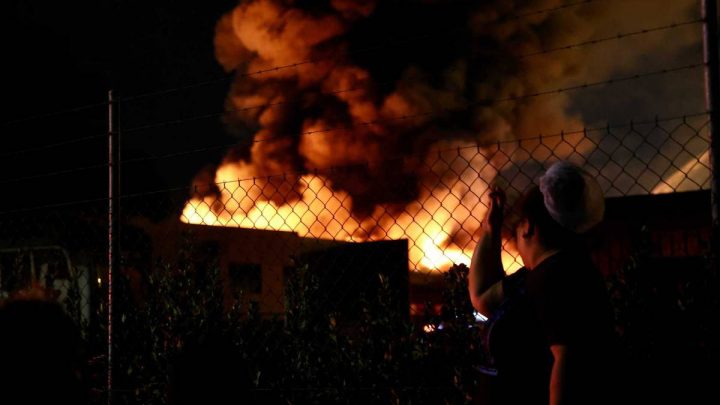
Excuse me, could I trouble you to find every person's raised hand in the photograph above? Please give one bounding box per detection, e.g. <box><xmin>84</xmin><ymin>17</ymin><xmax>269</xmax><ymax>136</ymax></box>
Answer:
<box><xmin>482</xmin><ymin>187</ymin><xmax>506</xmax><ymax>236</ymax></box>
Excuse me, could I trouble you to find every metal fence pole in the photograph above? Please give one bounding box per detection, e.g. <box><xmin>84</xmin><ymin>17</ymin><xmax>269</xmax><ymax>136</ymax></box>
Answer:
<box><xmin>703</xmin><ymin>0</ymin><xmax>720</xmax><ymax>253</ymax></box>
<box><xmin>107</xmin><ymin>90</ymin><xmax>120</xmax><ymax>404</ymax></box>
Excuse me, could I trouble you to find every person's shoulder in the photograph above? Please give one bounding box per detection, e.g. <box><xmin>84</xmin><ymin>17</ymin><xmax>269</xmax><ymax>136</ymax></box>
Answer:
<box><xmin>502</xmin><ymin>267</ymin><xmax>529</xmax><ymax>296</ymax></box>
<box><xmin>541</xmin><ymin>249</ymin><xmax>594</xmax><ymax>274</ymax></box>
<box><xmin>506</xmin><ymin>267</ymin><xmax>529</xmax><ymax>280</ymax></box>
<box><xmin>528</xmin><ymin>250</ymin><xmax>592</xmax><ymax>290</ymax></box>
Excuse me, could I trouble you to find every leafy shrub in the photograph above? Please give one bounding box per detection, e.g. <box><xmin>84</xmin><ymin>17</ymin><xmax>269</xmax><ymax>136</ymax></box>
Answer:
<box><xmin>84</xmin><ymin>253</ymin><xmax>487</xmax><ymax>404</ymax></box>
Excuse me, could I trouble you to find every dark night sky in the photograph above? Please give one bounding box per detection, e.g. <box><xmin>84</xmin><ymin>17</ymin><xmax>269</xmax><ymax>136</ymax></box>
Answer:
<box><xmin>1</xmin><ymin>0</ymin><xmax>237</xmax><ymax>212</ymax></box>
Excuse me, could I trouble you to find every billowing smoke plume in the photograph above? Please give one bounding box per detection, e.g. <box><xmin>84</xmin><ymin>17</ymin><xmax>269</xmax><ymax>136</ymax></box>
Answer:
<box><xmin>183</xmin><ymin>0</ymin><xmax>703</xmax><ymax>271</ymax></box>
<box><xmin>195</xmin><ymin>0</ymin><xmax>618</xmax><ymax>214</ymax></box>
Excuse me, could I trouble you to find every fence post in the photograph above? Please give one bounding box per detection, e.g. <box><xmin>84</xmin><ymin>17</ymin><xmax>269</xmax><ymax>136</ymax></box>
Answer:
<box><xmin>107</xmin><ymin>90</ymin><xmax>120</xmax><ymax>405</ymax></box>
<box><xmin>703</xmin><ymin>0</ymin><xmax>720</xmax><ymax>254</ymax></box>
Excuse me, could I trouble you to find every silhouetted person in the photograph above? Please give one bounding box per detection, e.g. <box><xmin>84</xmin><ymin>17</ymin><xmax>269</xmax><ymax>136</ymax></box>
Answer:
<box><xmin>0</xmin><ymin>296</ymin><xmax>86</xmax><ymax>405</ymax></box>
<box><xmin>469</xmin><ymin>162</ymin><xmax>616</xmax><ymax>405</ymax></box>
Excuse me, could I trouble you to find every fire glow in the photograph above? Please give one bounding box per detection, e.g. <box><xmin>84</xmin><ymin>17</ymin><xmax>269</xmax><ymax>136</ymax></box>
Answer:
<box><xmin>181</xmin><ymin>154</ymin><xmax>523</xmax><ymax>273</ymax></box>
<box><xmin>179</xmin><ymin>0</ymin><xmax>708</xmax><ymax>275</ymax></box>
<box><xmin>177</xmin><ymin>0</ymin><xmax>600</xmax><ymax>275</ymax></box>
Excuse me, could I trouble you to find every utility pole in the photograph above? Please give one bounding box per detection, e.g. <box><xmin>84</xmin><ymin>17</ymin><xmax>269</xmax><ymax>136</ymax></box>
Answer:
<box><xmin>107</xmin><ymin>90</ymin><xmax>120</xmax><ymax>405</ymax></box>
<box><xmin>703</xmin><ymin>0</ymin><xmax>720</xmax><ymax>254</ymax></box>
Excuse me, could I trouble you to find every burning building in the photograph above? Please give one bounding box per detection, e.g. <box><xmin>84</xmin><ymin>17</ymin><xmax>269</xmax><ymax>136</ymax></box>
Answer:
<box><xmin>179</xmin><ymin>0</ymin><xmax>705</xmax><ymax>281</ymax></box>
<box><xmin>139</xmin><ymin>219</ymin><xmax>409</xmax><ymax>318</ymax></box>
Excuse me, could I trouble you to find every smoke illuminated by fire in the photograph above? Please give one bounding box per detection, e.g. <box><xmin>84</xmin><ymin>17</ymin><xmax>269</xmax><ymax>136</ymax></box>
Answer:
<box><xmin>181</xmin><ymin>0</ymin><xmax>611</xmax><ymax>273</ymax></box>
<box><xmin>181</xmin><ymin>0</ymin><xmax>703</xmax><ymax>273</ymax></box>
<box><xmin>183</xmin><ymin>143</ymin><xmax>523</xmax><ymax>272</ymax></box>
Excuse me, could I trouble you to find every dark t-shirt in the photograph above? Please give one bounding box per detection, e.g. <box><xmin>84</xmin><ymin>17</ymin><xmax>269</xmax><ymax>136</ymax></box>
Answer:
<box><xmin>487</xmin><ymin>249</ymin><xmax>616</xmax><ymax>404</ymax></box>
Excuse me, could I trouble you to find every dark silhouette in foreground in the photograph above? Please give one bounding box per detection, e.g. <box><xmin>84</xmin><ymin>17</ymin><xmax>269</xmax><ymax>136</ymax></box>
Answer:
<box><xmin>0</xmin><ymin>296</ymin><xmax>86</xmax><ymax>405</ymax></box>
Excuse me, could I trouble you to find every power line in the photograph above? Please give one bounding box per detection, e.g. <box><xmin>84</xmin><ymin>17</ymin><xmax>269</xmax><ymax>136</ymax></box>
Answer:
<box><xmin>2</xmin><ymin>112</ymin><xmax>706</xmax><ymax>214</ymax></box>
<box><xmin>512</xmin><ymin>0</ymin><xmax>602</xmax><ymax>19</ymax></box>
<box><xmin>0</xmin><ymin>197</ymin><xmax>109</xmax><ymax>216</ymax></box>
<box><xmin>0</xmin><ymin>163</ymin><xmax>108</xmax><ymax>185</ymax></box>
<box><xmin>116</xmin><ymin>0</ymin><xmax>605</xmax><ymax>103</ymax></box>
<box><xmin>120</xmin><ymin>111</ymin><xmax>709</xmax><ymax>195</ymax></box>
<box><xmin>487</xmin><ymin>63</ymin><xmax>702</xmax><ymax>103</ymax></box>
<box><xmin>518</xmin><ymin>19</ymin><xmax>704</xmax><ymax>59</ymax></box>
<box><xmin>472</xmin><ymin>111</ymin><xmax>710</xmax><ymax>148</ymax></box>
<box><xmin>0</xmin><ymin>133</ymin><xmax>106</xmax><ymax>158</ymax></box>
<box><xmin>122</xmin><ymin>144</ymin><xmax>231</xmax><ymax>164</ymax></box>
<box><xmin>286</xmin><ymin>63</ymin><xmax>704</xmax><ymax>141</ymax></box>
<box><xmin>121</xmin><ymin>82</ymin><xmax>372</xmax><ymax>134</ymax></box>
<box><xmin>121</xmin><ymin>13</ymin><xmax>703</xmax><ymax>135</ymax></box>
<box><xmin>0</xmin><ymin>101</ymin><xmax>108</xmax><ymax>128</ymax></box>
<box><xmin>0</xmin><ymin>0</ymin><xmax>608</xmax><ymax>126</ymax></box>
<box><xmin>0</xmin><ymin>0</ymin><xmax>608</xmax><ymax>129</ymax></box>
<box><xmin>1</xmin><ymin>16</ymin><xmax>698</xmax><ymax>158</ymax></box>
<box><xmin>120</xmin><ymin>62</ymin><xmax>704</xmax><ymax>152</ymax></box>
<box><xmin>116</xmin><ymin>75</ymin><xmax>234</xmax><ymax>104</ymax></box>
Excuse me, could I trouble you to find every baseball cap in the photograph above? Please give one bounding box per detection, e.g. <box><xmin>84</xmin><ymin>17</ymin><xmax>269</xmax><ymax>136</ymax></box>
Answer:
<box><xmin>538</xmin><ymin>161</ymin><xmax>605</xmax><ymax>233</ymax></box>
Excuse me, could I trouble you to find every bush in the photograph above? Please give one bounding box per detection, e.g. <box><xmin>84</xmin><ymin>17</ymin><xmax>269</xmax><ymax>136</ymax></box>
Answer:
<box><xmin>84</xmin><ymin>252</ymin><xmax>488</xmax><ymax>404</ymax></box>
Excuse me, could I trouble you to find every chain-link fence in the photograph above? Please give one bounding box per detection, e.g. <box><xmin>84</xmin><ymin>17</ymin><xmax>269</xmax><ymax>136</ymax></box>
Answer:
<box><xmin>112</xmin><ymin>111</ymin><xmax>717</xmax><ymax>403</ymax></box>
<box><xmin>0</xmin><ymin>113</ymin><xmax>716</xmax><ymax>404</ymax></box>
<box><xmin>7</xmin><ymin>112</ymin><xmax>714</xmax><ymax>404</ymax></box>
<box><xmin>168</xmin><ymin>112</ymin><xmax>711</xmax><ymax>311</ymax></box>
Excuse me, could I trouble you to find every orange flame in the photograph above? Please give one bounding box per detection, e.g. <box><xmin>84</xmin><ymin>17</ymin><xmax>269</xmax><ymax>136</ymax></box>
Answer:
<box><xmin>181</xmin><ymin>146</ymin><xmax>523</xmax><ymax>274</ymax></box>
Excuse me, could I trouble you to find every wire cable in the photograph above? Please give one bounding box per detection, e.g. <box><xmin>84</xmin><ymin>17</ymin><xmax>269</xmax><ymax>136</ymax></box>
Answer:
<box><xmin>118</xmin><ymin>111</ymin><xmax>709</xmax><ymax>195</ymax></box>
<box><xmin>116</xmin><ymin>0</ymin><xmax>606</xmax><ymax>103</ymax></box>
<box><xmin>518</xmin><ymin>19</ymin><xmax>703</xmax><ymax>59</ymax></box>
<box><xmin>0</xmin><ymin>196</ymin><xmax>109</xmax><ymax>216</ymax></box>
<box><xmin>0</xmin><ymin>101</ymin><xmax>108</xmax><ymax>128</ymax></box>
<box><xmin>3</xmin><ymin>17</ymin><xmax>699</xmax><ymax>158</ymax></box>
<box><xmin>122</xmin><ymin>12</ymin><xmax>703</xmax><ymax>134</ymax></box>
<box><xmin>0</xmin><ymin>133</ymin><xmax>106</xmax><ymax>158</ymax></box>
<box><xmin>0</xmin><ymin>163</ymin><xmax>108</xmax><ymax>185</ymax></box>
<box><xmin>120</xmin><ymin>62</ymin><xmax>704</xmax><ymax>148</ymax></box>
